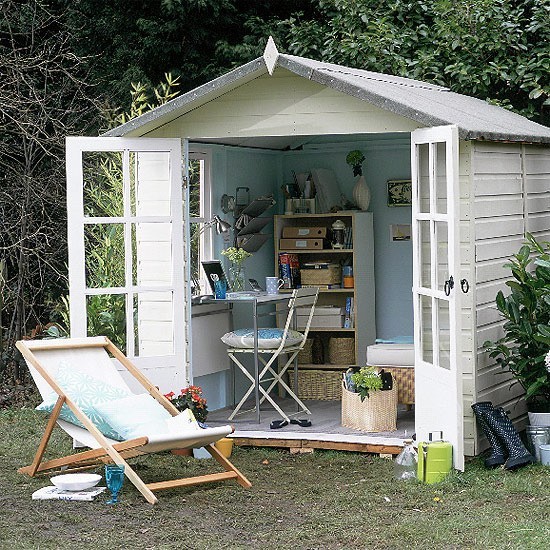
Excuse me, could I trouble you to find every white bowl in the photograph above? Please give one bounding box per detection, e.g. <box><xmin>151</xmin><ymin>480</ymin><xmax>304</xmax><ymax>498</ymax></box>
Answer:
<box><xmin>50</xmin><ymin>473</ymin><xmax>102</xmax><ymax>491</ymax></box>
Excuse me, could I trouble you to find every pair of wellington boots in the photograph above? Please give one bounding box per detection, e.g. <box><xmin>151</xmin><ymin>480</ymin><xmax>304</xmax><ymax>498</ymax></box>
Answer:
<box><xmin>471</xmin><ymin>401</ymin><xmax>535</xmax><ymax>470</ymax></box>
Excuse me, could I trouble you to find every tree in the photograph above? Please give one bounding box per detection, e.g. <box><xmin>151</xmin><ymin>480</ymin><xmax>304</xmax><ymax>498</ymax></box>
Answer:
<box><xmin>0</xmin><ymin>0</ymin><xmax>98</xmax><ymax>379</ymax></box>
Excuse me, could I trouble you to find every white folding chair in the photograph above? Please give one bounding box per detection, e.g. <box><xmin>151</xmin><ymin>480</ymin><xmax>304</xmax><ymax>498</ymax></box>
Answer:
<box><xmin>222</xmin><ymin>287</ymin><xmax>319</xmax><ymax>422</ymax></box>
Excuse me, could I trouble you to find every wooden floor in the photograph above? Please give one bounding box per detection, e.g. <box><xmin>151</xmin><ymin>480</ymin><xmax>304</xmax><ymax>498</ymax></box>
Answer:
<box><xmin>207</xmin><ymin>398</ymin><xmax>415</xmax><ymax>456</ymax></box>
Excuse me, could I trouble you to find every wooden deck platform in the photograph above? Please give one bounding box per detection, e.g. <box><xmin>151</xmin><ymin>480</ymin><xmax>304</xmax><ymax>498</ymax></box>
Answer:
<box><xmin>207</xmin><ymin>398</ymin><xmax>415</xmax><ymax>456</ymax></box>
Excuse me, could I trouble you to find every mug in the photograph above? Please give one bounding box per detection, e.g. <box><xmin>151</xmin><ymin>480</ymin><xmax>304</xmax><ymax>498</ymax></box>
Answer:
<box><xmin>265</xmin><ymin>276</ymin><xmax>284</xmax><ymax>294</ymax></box>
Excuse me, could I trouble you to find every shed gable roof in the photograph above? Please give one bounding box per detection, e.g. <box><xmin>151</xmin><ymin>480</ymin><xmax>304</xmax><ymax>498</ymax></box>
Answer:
<box><xmin>106</xmin><ymin>38</ymin><xmax>550</xmax><ymax>144</ymax></box>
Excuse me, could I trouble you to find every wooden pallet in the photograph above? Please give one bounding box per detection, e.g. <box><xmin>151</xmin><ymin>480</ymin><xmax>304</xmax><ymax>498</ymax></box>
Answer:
<box><xmin>232</xmin><ymin>436</ymin><xmax>403</xmax><ymax>457</ymax></box>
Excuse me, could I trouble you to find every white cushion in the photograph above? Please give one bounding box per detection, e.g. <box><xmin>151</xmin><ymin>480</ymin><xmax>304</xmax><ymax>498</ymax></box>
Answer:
<box><xmin>366</xmin><ymin>344</ymin><xmax>415</xmax><ymax>366</ymax></box>
<box><xmin>93</xmin><ymin>393</ymin><xmax>172</xmax><ymax>440</ymax></box>
<box><xmin>221</xmin><ymin>328</ymin><xmax>304</xmax><ymax>349</ymax></box>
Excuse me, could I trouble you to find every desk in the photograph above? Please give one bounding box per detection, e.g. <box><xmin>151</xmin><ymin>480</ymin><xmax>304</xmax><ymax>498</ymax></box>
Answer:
<box><xmin>204</xmin><ymin>293</ymin><xmax>291</xmax><ymax>423</ymax></box>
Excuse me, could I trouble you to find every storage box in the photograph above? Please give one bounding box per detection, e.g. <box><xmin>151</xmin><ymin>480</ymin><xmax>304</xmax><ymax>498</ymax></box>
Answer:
<box><xmin>328</xmin><ymin>337</ymin><xmax>355</xmax><ymax>364</ymax></box>
<box><xmin>297</xmin><ymin>309</ymin><xmax>344</xmax><ymax>329</ymax></box>
<box><xmin>300</xmin><ymin>263</ymin><xmax>341</xmax><ymax>285</ymax></box>
<box><xmin>341</xmin><ymin>384</ymin><xmax>398</xmax><ymax>432</ymax></box>
<box><xmin>282</xmin><ymin>226</ymin><xmax>327</xmax><ymax>238</ymax></box>
<box><xmin>288</xmin><ymin>369</ymin><xmax>343</xmax><ymax>400</ymax></box>
<box><xmin>279</xmin><ymin>238</ymin><xmax>325</xmax><ymax>250</ymax></box>
<box><xmin>285</xmin><ymin>199</ymin><xmax>316</xmax><ymax>214</ymax></box>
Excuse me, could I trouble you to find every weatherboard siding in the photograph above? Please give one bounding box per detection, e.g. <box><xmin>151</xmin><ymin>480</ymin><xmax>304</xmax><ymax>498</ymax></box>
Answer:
<box><xmin>473</xmin><ymin>143</ymin><xmax>550</xmax><ymax>451</ymax></box>
<box><xmin>151</xmin><ymin>68</ymin><xmax>421</xmax><ymax>140</ymax></box>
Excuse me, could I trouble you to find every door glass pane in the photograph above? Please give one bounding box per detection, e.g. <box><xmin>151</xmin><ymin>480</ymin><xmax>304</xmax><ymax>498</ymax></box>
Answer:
<box><xmin>133</xmin><ymin>222</ymin><xmax>173</xmax><ymax>286</ymax></box>
<box><xmin>132</xmin><ymin>152</ymin><xmax>171</xmax><ymax>217</ymax></box>
<box><xmin>419</xmin><ymin>220</ymin><xmax>432</xmax><ymax>289</ymax></box>
<box><xmin>434</xmin><ymin>142</ymin><xmax>447</xmax><ymax>214</ymax></box>
<box><xmin>83</xmin><ymin>151</ymin><xmax>123</xmax><ymax>217</ymax></box>
<box><xmin>435</xmin><ymin>297</ymin><xmax>451</xmax><ymax>370</ymax></box>
<box><xmin>135</xmin><ymin>292</ymin><xmax>174</xmax><ymax>357</ymax></box>
<box><xmin>435</xmin><ymin>221</ymin><xmax>449</xmax><ymax>291</ymax></box>
<box><xmin>84</xmin><ymin>224</ymin><xmax>125</xmax><ymax>288</ymax></box>
<box><xmin>420</xmin><ymin>294</ymin><xmax>433</xmax><ymax>364</ymax></box>
<box><xmin>86</xmin><ymin>294</ymin><xmax>126</xmax><ymax>353</ymax></box>
<box><xmin>189</xmin><ymin>159</ymin><xmax>203</xmax><ymax>218</ymax></box>
<box><xmin>417</xmin><ymin>143</ymin><xmax>430</xmax><ymax>213</ymax></box>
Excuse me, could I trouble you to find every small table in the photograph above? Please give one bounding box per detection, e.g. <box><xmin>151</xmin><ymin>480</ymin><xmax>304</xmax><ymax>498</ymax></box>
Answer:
<box><xmin>203</xmin><ymin>292</ymin><xmax>292</xmax><ymax>423</ymax></box>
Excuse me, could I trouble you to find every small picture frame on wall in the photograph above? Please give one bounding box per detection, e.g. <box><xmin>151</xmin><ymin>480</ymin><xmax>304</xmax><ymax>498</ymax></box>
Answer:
<box><xmin>387</xmin><ymin>179</ymin><xmax>412</xmax><ymax>207</ymax></box>
<box><xmin>390</xmin><ymin>224</ymin><xmax>411</xmax><ymax>242</ymax></box>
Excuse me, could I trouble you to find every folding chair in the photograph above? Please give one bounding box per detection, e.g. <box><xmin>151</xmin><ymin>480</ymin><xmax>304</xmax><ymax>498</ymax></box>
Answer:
<box><xmin>16</xmin><ymin>336</ymin><xmax>251</xmax><ymax>504</ymax></box>
<box><xmin>222</xmin><ymin>287</ymin><xmax>318</xmax><ymax>422</ymax></box>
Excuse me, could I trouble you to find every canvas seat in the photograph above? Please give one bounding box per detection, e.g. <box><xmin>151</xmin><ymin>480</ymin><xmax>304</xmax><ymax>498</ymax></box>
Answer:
<box><xmin>221</xmin><ymin>287</ymin><xmax>318</xmax><ymax>422</ymax></box>
<box><xmin>16</xmin><ymin>336</ymin><xmax>251</xmax><ymax>504</ymax></box>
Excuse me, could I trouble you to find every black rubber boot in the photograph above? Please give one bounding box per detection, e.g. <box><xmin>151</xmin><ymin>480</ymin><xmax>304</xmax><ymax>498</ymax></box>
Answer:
<box><xmin>471</xmin><ymin>401</ymin><xmax>507</xmax><ymax>468</ymax></box>
<box><xmin>484</xmin><ymin>407</ymin><xmax>536</xmax><ymax>470</ymax></box>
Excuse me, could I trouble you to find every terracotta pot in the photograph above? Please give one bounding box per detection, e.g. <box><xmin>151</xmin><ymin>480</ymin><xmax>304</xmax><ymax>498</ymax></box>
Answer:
<box><xmin>171</xmin><ymin>448</ymin><xmax>192</xmax><ymax>456</ymax></box>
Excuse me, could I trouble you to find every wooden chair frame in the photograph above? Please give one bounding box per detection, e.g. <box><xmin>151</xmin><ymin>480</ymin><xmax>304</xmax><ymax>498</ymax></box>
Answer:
<box><xmin>16</xmin><ymin>337</ymin><xmax>251</xmax><ymax>504</ymax></box>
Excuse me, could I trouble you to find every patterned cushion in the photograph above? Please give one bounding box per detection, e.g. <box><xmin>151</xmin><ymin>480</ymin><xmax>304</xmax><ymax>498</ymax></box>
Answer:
<box><xmin>93</xmin><ymin>393</ymin><xmax>172</xmax><ymax>440</ymax></box>
<box><xmin>221</xmin><ymin>328</ymin><xmax>304</xmax><ymax>349</ymax></box>
<box><xmin>36</xmin><ymin>361</ymin><xmax>131</xmax><ymax>440</ymax></box>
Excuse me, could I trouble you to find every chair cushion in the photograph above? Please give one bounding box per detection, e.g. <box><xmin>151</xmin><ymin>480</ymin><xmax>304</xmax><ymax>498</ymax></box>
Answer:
<box><xmin>221</xmin><ymin>328</ymin><xmax>304</xmax><ymax>349</ymax></box>
<box><xmin>93</xmin><ymin>393</ymin><xmax>172</xmax><ymax>440</ymax></box>
<box><xmin>36</xmin><ymin>361</ymin><xmax>131</xmax><ymax>441</ymax></box>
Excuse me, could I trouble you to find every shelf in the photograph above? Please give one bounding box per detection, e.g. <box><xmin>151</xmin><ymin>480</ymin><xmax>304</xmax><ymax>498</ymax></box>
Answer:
<box><xmin>277</xmin><ymin>212</ymin><xmax>356</xmax><ymax>219</ymax></box>
<box><xmin>281</xmin><ymin>288</ymin><xmax>354</xmax><ymax>294</ymax></box>
<box><xmin>304</xmin><ymin>327</ymin><xmax>355</xmax><ymax>332</ymax></box>
<box><xmin>277</xmin><ymin>249</ymin><xmax>353</xmax><ymax>254</ymax></box>
<box><xmin>295</xmin><ymin>364</ymin><xmax>349</xmax><ymax>370</ymax></box>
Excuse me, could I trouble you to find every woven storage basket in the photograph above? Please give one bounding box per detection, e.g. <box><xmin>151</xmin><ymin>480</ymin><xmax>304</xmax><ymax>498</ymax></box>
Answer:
<box><xmin>300</xmin><ymin>264</ymin><xmax>341</xmax><ymax>285</ymax></box>
<box><xmin>288</xmin><ymin>369</ymin><xmax>343</xmax><ymax>400</ymax></box>
<box><xmin>341</xmin><ymin>383</ymin><xmax>398</xmax><ymax>432</ymax></box>
<box><xmin>297</xmin><ymin>338</ymin><xmax>313</xmax><ymax>364</ymax></box>
<box><xmin>328</xmin><ymin>337</ymin><xmax>355</xmax><ymax>364</ymax></box>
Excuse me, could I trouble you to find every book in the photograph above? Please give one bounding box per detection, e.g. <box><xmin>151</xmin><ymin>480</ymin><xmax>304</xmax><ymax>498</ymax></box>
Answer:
<box><xmin>32</xmin><ymin>486</ymin><xmax>107</xmax><ymax>501</ymax></box>
<box><xmin>278</xmin><ymin>253</ymin><xmax>300</xmax><ymax>288</ymax></box>
<box><xmin>343</xmin><ymin>296</ymin><xmax>353</xmax><ymax>328</ymax></box>
<box><xmin>300</xmin><ymin>284</ymin><xmax>341</xmax><ymax>289</ymax></box>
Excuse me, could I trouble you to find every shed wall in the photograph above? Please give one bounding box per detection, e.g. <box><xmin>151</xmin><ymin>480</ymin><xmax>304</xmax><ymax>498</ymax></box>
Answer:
<box><xmin>472</xmin><ymin>142</ymin><xmax>550</xmax><ymax>452</ymax></box>
<box><xmin>149</xmin><ymin>68</ymin><xmax>421</xmax><ymax>140</ymax></box>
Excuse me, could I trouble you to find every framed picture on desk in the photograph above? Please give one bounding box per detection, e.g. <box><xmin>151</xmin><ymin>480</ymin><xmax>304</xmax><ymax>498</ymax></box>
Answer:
<box><xmin>201</xmin><ymin>260</ymin><xmax>229</xmax><ymax>294</ymax></box>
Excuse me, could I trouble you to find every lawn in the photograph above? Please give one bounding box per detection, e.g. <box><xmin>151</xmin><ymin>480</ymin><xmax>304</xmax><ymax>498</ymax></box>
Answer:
<box><xmin>1</xmin><ymin>408</ymin><xmax>549</xmax><ymax>549</ymax></box>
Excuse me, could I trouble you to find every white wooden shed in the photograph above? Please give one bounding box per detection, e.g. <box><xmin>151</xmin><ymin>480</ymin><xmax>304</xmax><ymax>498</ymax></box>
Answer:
<box><xmin>66</xmin><ymin>39</ymin><xmax>550</xmax><ymax>466</ymax></box>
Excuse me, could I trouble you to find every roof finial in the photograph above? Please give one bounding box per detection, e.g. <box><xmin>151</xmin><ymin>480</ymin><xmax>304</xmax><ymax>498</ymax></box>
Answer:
<box><xmin>263</xmin><ymin>36</ymin><xmax>279</xmax><ymax>75</ymax></box>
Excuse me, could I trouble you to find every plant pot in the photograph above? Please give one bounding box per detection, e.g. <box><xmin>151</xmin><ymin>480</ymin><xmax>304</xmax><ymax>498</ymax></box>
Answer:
<box><xmin>192</xmin><ymin>446</ymin><xmax>212</xmax><ymax>459</ymax></box>
<box><xmin>171</xmin><ymin>448</ymin><xmax>193</xmax><ymax>457</ymax></box>
<box><xmin>528</xmin><ymin>411</ymin><xmax>550</xmax><ymax>427</ymax></box>
<box><xmin>214</xmin><ymin>437</ymin><xmax>234</xmax><ymax>458</ymax></box>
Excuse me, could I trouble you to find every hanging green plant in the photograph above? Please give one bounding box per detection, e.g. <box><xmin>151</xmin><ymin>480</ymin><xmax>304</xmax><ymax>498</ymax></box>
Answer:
<box><xmin>346</xmin><ymin>150</ymin><xmax>365</xmax><ymax>177</ymax></box>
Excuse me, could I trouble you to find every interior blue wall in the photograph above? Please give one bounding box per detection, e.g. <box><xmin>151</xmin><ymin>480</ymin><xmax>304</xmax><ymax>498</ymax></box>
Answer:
<box><xmin>193</xmin><ymin>137</ymin><xmax>413</xmax><ymax>411</ymax></box>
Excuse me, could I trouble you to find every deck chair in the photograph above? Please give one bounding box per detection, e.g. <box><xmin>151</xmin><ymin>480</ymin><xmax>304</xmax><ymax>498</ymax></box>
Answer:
<box><xmin>16</xmin><ymin>336</ymin><xmax>251</xmax><ymax>504</ymax></box>
<box><xmin>222</xmin><ymin>287</ymin><xmax>319</xmax><ymax>422</ymax></box>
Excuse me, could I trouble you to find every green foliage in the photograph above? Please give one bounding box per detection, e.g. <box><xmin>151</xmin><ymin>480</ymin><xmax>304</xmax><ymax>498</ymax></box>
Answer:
<box><xmin>280</xmin><ymin>0</ymin><xmax>550</xmax><ymax>125</ymax></box>
<box><xmin>345</xmin><ymin>150</ymin><xmax>365</xmax><ymax>176</ymax></box>
<box><xmin>484</xmin><ymin>233</ymin><xmax>550</xmax><ymax>411</ymax></box>
<box><xmin>351</xmin><ymin>366</ymin><xmax>383</xmax><ymax>401</ymax></box>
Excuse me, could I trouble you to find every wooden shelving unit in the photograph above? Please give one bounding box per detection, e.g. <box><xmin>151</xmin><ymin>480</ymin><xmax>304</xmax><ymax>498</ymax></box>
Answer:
<box><xmin>274</xmin><ymin>212</ymin><xmax>376</xmax><ymax>373</ymax></box>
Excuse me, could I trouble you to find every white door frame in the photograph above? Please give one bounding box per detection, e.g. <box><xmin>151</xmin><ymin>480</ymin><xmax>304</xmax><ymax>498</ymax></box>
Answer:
<box><xmin>411</xmin><ymin>125</ymin><xmax>464</xmax><ymax>470</ymax></box>
<box><xmin>66</xmin><ymin>136</ymin><xmax>189</xmax><ymax>392</ymax></box>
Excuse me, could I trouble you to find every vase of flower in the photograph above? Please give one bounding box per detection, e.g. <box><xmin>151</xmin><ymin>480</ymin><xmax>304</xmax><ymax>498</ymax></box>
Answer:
<box><xmin>346</xmin><ymin>149</ymin><xmax>370</xmax><ymax>210</ymax></box>
<box><xmin>220</xmin><ymin>246</ymin><xmax>252</xmax><ymax>292</ymax></box>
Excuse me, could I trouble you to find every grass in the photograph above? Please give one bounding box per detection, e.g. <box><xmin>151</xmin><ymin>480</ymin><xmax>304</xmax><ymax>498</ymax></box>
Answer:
<box><xmin>1</xmin><ymin>408</ymin><xmax>549</xmax><ymax>549</ymax></box>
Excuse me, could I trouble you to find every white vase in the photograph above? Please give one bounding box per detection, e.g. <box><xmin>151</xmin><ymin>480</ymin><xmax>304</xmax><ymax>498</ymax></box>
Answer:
<box><xmin>528</xmin><ymin>411</ymin><xmax>550</xmax><ymax>427</ymax></box>
<box><xmin>353</xmin><ymin>175</ymin><xmax>371</xmax><ymax>210</ymax></box>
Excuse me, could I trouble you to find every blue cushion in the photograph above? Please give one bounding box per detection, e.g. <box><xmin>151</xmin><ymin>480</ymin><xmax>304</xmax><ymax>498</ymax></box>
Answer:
<box><xmin>221</xmin><ymin>328</ymin><xmax>304</xmax><ymax>349</ymax></box>
<box><xmin>93</xmin><ymin>393</ymin><xmax>172</xmax><ymax>440</ymax></box>
<box><xmin>36</xmin><ymin>361</ymin><xmax>130</xmax><ymax>441</ymax></box>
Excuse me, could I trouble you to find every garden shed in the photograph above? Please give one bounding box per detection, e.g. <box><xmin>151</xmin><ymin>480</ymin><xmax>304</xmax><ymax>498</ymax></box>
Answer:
<box><xmin>66</xmin><ymin>38</ymin><xmax>550</xmax><ymax>467</ymax></box>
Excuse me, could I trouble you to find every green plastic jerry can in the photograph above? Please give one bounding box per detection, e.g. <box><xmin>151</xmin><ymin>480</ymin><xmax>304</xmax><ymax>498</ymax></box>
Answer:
<box><xmin>417</xmin><ymin>431</ymin><xmax>453</xmax><ymax>484</ymax></box>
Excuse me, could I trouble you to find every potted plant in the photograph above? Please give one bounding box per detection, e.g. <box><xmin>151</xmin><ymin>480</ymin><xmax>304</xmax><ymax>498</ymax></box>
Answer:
<box><xmin>484</xmin><ymin>233</ymin><xmax>550</xmax><ymax>424</ymax></box>
<box><xmin>350</xmin><ymin>366</ymin><xmax>383</xmax><ymax>401</ymax></box>
<box><xmin>221</xmin><ymin>246</ymin><xmax>252</xmax><ymax>292</ymax></box>
<box><xmin>164</xmin><ymin>385</ymin><xmax>208</xmax><ymax>423</ymax></box>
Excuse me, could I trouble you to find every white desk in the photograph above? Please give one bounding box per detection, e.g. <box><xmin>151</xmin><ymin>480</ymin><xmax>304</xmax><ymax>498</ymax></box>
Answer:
<box><xmin>205</xmin><ymin>292</ymin><xmax>291</xmax><ymax>423</ymax></box>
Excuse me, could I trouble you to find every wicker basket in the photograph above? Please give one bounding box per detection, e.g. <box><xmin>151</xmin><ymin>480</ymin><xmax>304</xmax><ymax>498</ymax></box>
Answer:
<box><xmin>300</xmin><ymin>264</ymin><xmax>341</xmax><ymax>285</ymax></box>
<box><xmin>328</xmin><ymin>337</ymin><xmax>355</xmax><ymax>364</ymax></box>
<box><xmin>288</xmin><ymin>369</ymin><xmax>343</xmax><ymax>400</ymax></box>
<box><xmin>341</xmin><ymin>383</ymin><xmax>398</xmax><ymax>432</ymax></box>
<box><xmin>297</xmin><ymin>338</ymin><xmax>313</xmax><ymax>364</ymax></box>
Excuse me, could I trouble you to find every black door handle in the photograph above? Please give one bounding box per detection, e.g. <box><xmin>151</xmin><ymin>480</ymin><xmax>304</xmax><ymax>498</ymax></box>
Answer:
<box><xmin>444</xmin><ymin>275</ymin><xmax>454</xmax><ymax>296</ymax></box>
<box><xmin>460</xmin><ymin>279</ymin><xmax>470</xmax><ymax>293</ymax></box>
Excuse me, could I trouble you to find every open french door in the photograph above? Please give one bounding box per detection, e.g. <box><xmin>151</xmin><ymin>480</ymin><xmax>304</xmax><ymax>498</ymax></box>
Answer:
<box><xmin>66</xmin><ymin>137</ymin><xmax>189</xmax><ymax>392</ymax></box>
<box><xmin>411</xmin><ymin>125</ymin><xmax>464</xmax><ymax>470</ymax></box>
